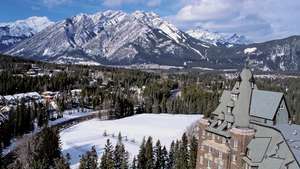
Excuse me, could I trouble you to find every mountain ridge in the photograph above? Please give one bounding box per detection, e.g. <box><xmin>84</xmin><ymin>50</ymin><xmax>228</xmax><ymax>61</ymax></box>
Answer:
<box><xmin>1</xmin><ymin>10</ymin><xmax>300</xmax><ymax>72</ymax></box>
<box><xmin>186</xmin><ymin>27</ymin><xmax>252</xmax><ymax>47</ymax></box>
<box><xmin>0</xmin><ymin>16</ymin><xmax>54</xmax><ymax>51</ymax></box>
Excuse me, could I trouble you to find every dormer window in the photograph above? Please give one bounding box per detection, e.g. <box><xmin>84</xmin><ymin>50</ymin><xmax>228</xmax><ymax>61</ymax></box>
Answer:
<box><xmin>227</xmin><ymin>107</ymin><xmax>232</xmax><ymax>114</ymax></box>
<box><xmin>280</xmin><ymin>103</ymin><xmax>284</xmax><ymax>110</ymax></box>
<box><xmin>231</xmin><ymin>93</ymin><xmax>238</xmax><ymax>101</ymax></box>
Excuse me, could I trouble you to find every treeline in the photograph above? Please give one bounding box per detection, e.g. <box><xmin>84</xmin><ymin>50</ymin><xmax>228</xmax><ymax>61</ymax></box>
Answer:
<box><xmin>0</xmin><ymin>71</ymin><xmax>89</xmax><ymax>95</ymax></box>
<box><xmin>0</xmin><ymin>101</ymin><xmax>49</xmax><ymax>147</ymax></box>
<box><xmin>142</xmin><ymin>81</ymin><xmax>220</xmax><ymax>117</ymax></box>
<box><xmin>79</xmin><ymin>133</ymin><xmax>198</xmax><ymax>169</ymax></box>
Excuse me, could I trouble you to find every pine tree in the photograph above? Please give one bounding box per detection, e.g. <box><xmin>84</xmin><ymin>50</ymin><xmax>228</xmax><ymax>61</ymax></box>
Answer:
<box><xmin>132</xmin><ymin>156</ymin><xmax>137</xmax><ymax>169</ymax></box>
<box><xmin>114</xmin><ymin>133</ymin><xmax>129</xmax><ymax>169</ymax></box>
<box><xmin>137</xmin><ymin>138</ymin><xmax>146</xmax><ymax>169</ymax></box>
<box><xmin>188</xmin><ymin>136</ymin><xmax>198</xmax><ymax>169</ymax></box>
<box><xmin>79</xmin><ymin>153</ymin><xmax>88</xmax><ymax>169</ymax></box>
<box><xmin>9</xmin><ymin>127</ymin><xmax>62</xmax><ymax>169</ymax></box>
<box><xmin>120</xmin><ymin>151</ymin><xmax>129</xmax><ymax>169</ymax></box>
<box><xmin>154</xmin><ymin>140</ymin><xmax>162</xmax><ymax>169</ymax></box>
<box><xmin>174</xmin><ymin>141</ymin><xmax>180</xmax><ymax>169</ymax></box>
<box><xmin>180</xmin><ymin>133</ymin><xmax>189</xmax><ymax>169</ymax></box>
<box><xmin>145</xmin><ymin>137</ymin><xmax>154</xmax><ymax>169</ymax></box>
<box><xmin>100</xmin><ymin>139</ymin><xmax>114</xmax><ymax>169</ymax></box>
<box><xmin>79</xmin><ymin>146</ymin><xmax>98</xmax><ymax>169</ymax></box>
<box><xmin>167</xmin><ymin>141</ymin><xmax>175</xmax><ymax>169</ymax></box>
<box><xmin>39</xmin><ymin>127</ymin><xmax>61</xmax><ymax>166</ymax></box>
<box><xmin>161</xmin><ymin>146</ymin><xmax>168</xmax><ymax>169</ymax></box>
<box><xmin>175</xmin><ymin>134</ymin><xmax>189</xmax><ymax>169</ymax></box>
<box><xmin>0</xmin><ymin>145</ymin><xmax>2</xmax><ymax>169</ymax></box>
<box><xmin>53</xmin><ymin>155</ymin><xmax>70</xmax><ymax>169</ymax></box>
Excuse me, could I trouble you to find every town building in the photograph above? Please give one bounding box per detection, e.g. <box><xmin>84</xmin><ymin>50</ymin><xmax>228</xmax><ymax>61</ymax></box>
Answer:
<box><xmin>196</xmin><ymin>68</ymin><xmax>300</xmax><ymax>169</ymax></box>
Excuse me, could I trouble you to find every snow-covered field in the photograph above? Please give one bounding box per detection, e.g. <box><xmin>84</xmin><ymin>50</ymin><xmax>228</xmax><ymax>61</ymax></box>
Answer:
<box><xmin>60</xmin><ymin>113</ymin><xmax>202</xmax><ymax>169</ymax></box>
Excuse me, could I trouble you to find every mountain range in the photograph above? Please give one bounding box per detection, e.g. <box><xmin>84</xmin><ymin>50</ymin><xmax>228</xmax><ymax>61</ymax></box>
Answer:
<box><xmin>186</xmin><ymin>27</ymin><xmax>252</xmax><ymax>47</ymax></box>
<box><xmin>0</xmin><ymin>10</ymin><xmax>300</xmax><ymax>72</ymax></box>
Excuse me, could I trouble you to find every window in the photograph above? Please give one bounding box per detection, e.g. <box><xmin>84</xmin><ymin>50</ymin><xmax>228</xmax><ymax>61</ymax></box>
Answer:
<box><xmin>208</xmin><ymin>160</ymin><xmax>211</xmax><ymax>169</ymax></box>
<box><xmin>218</xmin><ymin>120</ymin><xmax>222</xmax><ymax>125</ymax></box>
<box><xmin>200</xmin><ymin>156</ymin><xmax>203</xmax><ymax>165</ymax></box>
<box><xmin>201</xmin><ymin>145</ymin><xmax>204</xmax><ymax>151</ymax></box>
<box><xmin>234</xmin><ymin>140</ymin><xmax>238</xmax><ymax>149</ymax></box>
<box><xmin>232</xmin><ymin>94</ymin><xmax>238</xmax><ymax>101</ymax></box>
<box><xmin>218</xmin><ymin>152</ymin><xmax>222</xmax><ymax>159</ymax></box>
<box><xmin>209</xmin><ymin>147</ymin><xmax>212</xmax><ymax>153</ymax></box>
<box><xmin>222</xmin><ymin>138</ymin><xmax>226</xmax><ymax>144</ymax></box>
<box><xmin>227</xmin><ymin>107</ymin><xmax>232</xmax><ymax>113</ymax></box>
<box><xmin>232</xmin><ymin>155</ymin><xmax>236</xmax><ymax>162</ymax></box>
<box><xmin>212</xmin><ymin>134</ymin><xmax>215</xmax><ymax>140</ymax></box>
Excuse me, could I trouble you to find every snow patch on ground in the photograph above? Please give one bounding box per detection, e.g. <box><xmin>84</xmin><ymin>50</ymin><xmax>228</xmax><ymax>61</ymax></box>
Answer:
<box><xmin>192</xmin><ymin>67</ymin><xmax>214</xmax><ymax>71</ymax></box>
<box><xmin>108</xmin><ymin>64</ymin><xmax>184</xmax><ymax>70</ymax></box>
<box><xmin>244</xmin><ymin>47</ymin><xmax>257</xmax><ymax>54</ymax></box>
<box><xmin>60</xmin><ymin>113</ymin><xmax>202</xmax><ymax>169</ymax></box>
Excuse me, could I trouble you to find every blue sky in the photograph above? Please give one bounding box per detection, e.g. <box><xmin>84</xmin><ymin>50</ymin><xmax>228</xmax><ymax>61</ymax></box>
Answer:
<box><xmin>1</xmin><ymin>0</ymin><xmax>300</xmax><ymax>42</ymax></box>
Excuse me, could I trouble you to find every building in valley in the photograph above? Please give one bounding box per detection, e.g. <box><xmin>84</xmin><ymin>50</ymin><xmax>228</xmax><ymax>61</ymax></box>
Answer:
<box><xmin>196</xmin><ymin>68</ymin><xmax>300</xmax><ymax>169</ymax></box>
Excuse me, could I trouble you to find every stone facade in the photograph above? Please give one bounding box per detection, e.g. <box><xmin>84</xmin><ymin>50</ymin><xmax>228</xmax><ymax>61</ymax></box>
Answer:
<box><xmin>196</xmin><ymin>119</ymin><xmax>255</xmax><ymax>169</ymax></box>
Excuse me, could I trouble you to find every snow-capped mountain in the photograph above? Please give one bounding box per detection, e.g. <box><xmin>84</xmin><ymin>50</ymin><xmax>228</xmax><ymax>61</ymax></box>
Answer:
<box><xmin>6</xmin><ymin>11</ymin><xmax>210</xmax><ymax>66</ymax></box>
<box><xmin>206</xmin><ymin>36</ymin><xmax>300</xmax><ymax>72</ymax></box>
<box><xmin>2</xmin><ymin>11</ymin><xmax>300</xmax><ymax>72</ymax></box>
<box><xmin>186</xmin><ymin>27</ymin><xmax>251</xmax><ymax>47</ymax></box>
<box><xmin>0</xmin><ymin>16</ymin><xmax>54</xmax><ymax>51</ymax></box>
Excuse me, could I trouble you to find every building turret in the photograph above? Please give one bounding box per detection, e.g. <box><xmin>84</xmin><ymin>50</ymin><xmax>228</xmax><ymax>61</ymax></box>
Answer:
<box><xmin>232</xmin><ymin>68</ymin><xmax>253</xmax><ymax>128</ymax></box>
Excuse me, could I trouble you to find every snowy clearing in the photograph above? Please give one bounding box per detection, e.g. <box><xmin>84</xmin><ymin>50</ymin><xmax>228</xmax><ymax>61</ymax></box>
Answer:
<box><xmin>60</xmin><ymin>113</ymin><xmax>202</xmax><ymax>169</ymax></box>
<box><xmin>244</xmin><ymin>47</ymin><xmax>257</xmax><ymax>54</ymax></box>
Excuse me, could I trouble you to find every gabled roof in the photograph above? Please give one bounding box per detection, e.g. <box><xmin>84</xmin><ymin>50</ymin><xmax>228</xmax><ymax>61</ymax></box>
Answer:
<box><xmin>247</xmin><ymin>137</ymin><xmax>271</xmax><ymax>163</ymax></box>
<box><xmin>211</xmin><ymin>90</ymin><xmax>231</xmax><ymax>117</ymax></box>
<box><xmin>251</xmin><ymin>90</ymin><xmax>284</xmax><ymax>120</ymax></box>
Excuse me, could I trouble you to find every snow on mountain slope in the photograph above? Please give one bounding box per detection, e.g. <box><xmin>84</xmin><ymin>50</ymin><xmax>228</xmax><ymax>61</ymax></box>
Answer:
<box><xmin>0</xmin><ymin>16</ymin><xmax>54</xmax><ymax>35</ymax></box>
<box><xmin>7</xmin><ymin>11</ymin><xmax>210</xmax><ymax>65</ymax></box>
<box><xmin>186</xmin><ymin>27</ymin><xmax>251</xmax><ymax>46</ymax></box>
<box><xmin>0</xmin><ymin>16</ymin><xmax>54</xmax><ymax>51</ymax></box>
<box><xmin>60</xmin><ymin>113</ymin><xmax>202</xmax><ymax>169</ymax></box>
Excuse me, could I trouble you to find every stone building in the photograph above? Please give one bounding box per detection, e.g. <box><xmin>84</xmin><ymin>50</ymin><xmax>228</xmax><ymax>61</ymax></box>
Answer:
<box><xmin>196</xmin><ymin>68</ymin><xmax>300</xmax><ymax>169</ymax></box>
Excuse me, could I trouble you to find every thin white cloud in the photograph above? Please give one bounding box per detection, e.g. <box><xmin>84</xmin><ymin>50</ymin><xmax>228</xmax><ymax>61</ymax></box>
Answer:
<box><xmin>168</xmin><ymin>0</ymin><xmax>300</xmax><ymax>42</ymax></box>
<box><xmin>102</xmin><ymin>0</ymin><xmax>161</xmax><ymax>8</ymax></box>
<box><xmin>146</xmin><ymin>0</ymin><xmax>161</xmax><ymax>7</ymax></box>
<box><xmin>42</xmin><ymin>0</ymin><xmax>71</xmax><ymax>7</ymax></box>
<box><xmin>102</xmin><ymin>0</ymin><xmax>139</xmax><ymax>7</ymax></box>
